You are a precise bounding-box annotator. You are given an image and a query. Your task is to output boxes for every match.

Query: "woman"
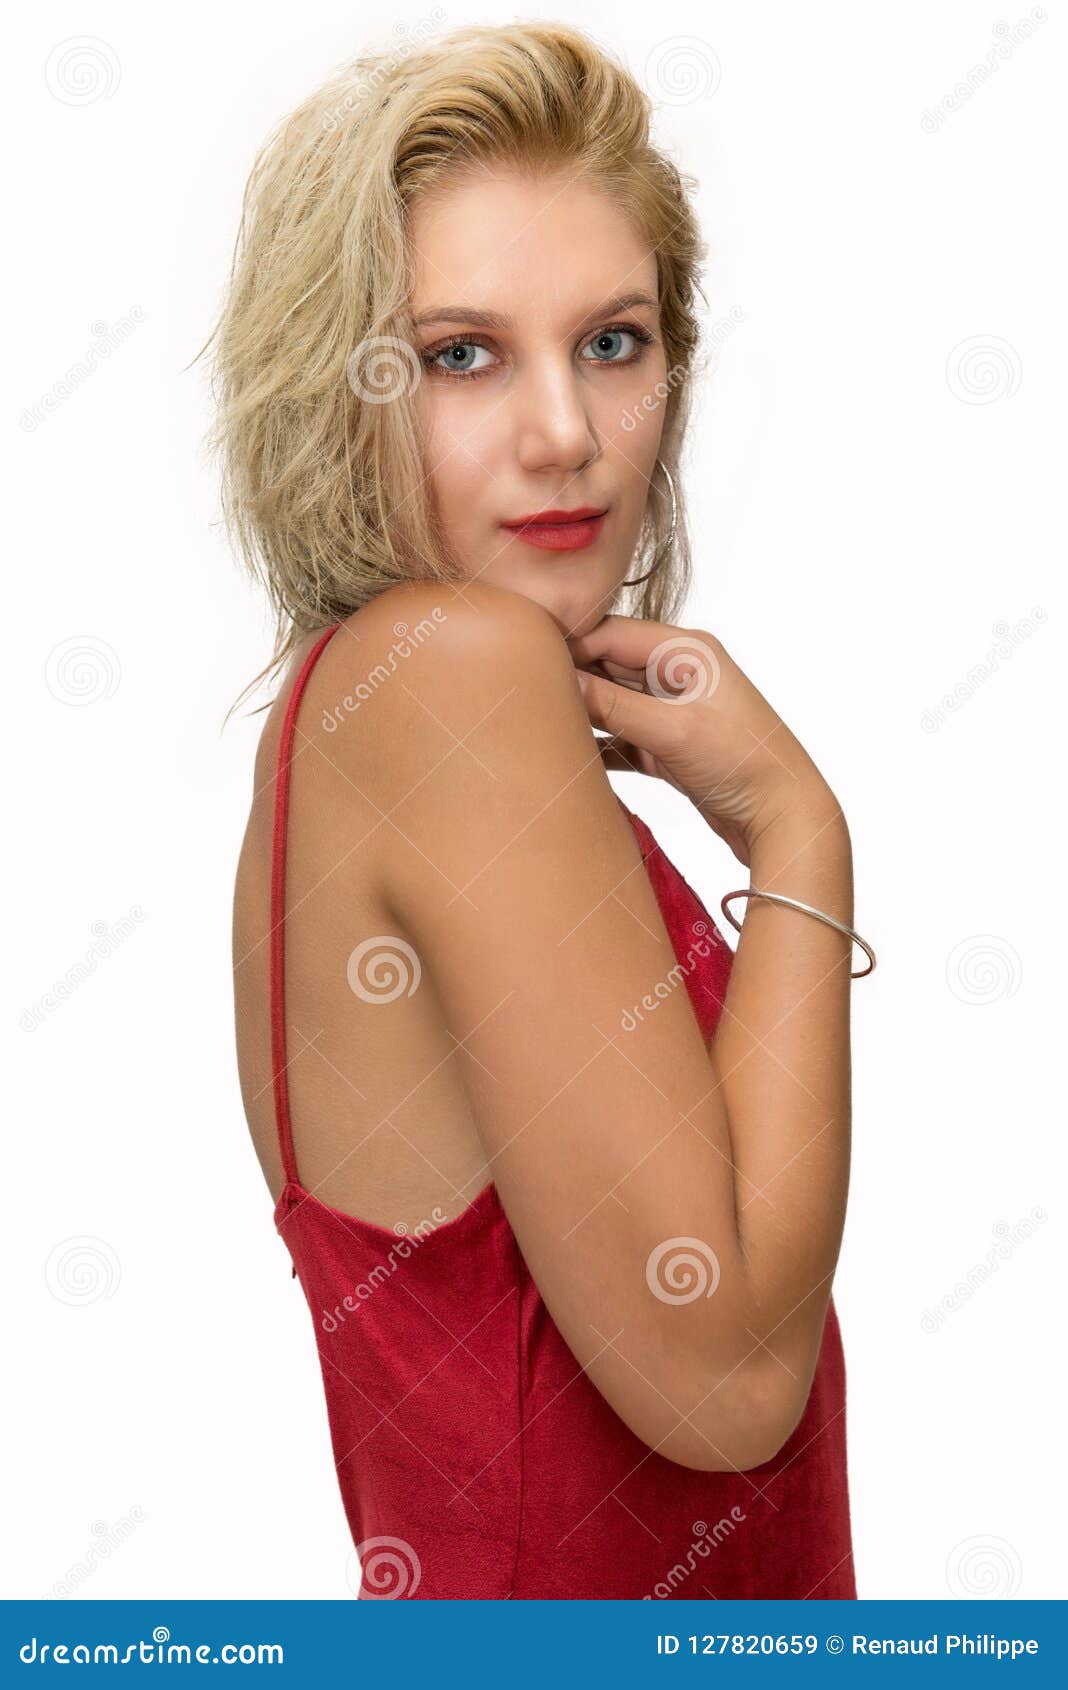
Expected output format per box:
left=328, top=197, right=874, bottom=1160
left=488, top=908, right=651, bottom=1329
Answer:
left=216, top=21, right=869, bottom=1600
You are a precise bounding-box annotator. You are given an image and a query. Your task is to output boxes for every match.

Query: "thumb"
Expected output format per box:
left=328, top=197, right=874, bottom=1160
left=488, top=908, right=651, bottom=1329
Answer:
left=573, top=672, right=664, bottom=778
left=574, top=664, right=668, bottom=751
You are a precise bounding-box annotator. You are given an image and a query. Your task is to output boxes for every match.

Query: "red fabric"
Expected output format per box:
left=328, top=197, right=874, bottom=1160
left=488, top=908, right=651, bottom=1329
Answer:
left=271, top=622, right=856, bottom=1600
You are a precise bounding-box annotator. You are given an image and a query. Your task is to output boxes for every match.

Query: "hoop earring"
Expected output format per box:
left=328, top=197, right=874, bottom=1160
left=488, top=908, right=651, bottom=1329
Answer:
left=620, top=460, right=677, bottom=588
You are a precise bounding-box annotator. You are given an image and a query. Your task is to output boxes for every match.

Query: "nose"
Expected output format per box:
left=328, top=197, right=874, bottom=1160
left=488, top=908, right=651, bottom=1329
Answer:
left=511, top=353, right=599, bottom=476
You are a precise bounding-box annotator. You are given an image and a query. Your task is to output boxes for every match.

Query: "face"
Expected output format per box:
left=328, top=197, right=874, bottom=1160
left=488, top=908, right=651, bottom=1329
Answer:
left=407, top=166, right=669, bottom=638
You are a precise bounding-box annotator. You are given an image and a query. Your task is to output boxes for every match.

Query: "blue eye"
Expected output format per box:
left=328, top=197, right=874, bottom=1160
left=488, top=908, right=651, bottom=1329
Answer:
left=421, top=321, right=653, bottom=381
left=427, top=341, right=497, bottom=376
left=582, top=328, right=638, bottom=362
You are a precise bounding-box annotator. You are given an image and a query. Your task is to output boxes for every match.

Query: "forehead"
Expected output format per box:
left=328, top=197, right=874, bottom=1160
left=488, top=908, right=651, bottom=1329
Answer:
left=408, top=166, right=658, bottom=319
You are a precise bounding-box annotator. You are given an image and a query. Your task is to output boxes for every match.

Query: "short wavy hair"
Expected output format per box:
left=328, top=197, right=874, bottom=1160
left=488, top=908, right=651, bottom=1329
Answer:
left=198, top=19, right=711, bottom=712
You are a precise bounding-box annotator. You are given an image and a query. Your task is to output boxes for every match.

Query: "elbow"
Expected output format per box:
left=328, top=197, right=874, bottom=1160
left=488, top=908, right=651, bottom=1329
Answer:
left=676, top=1405, right=801, bottom=1474
left=655, top=1365, right=808, bottom=1475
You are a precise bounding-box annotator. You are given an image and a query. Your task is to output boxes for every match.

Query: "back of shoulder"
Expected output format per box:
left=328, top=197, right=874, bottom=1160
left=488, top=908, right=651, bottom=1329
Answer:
left=326, top=580, right=605, bottom=892
left=341, top=577, right=577, bottom=744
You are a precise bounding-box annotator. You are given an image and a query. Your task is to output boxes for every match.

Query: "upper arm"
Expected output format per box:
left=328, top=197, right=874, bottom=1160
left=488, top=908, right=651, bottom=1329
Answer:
left=342, top=581, right=787, bottom=1470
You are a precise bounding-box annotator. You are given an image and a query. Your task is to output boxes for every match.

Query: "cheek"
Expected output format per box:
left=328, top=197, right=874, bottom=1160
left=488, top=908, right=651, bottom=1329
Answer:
left=420, top=403, right=489, bottom=521
left=607, top=416, right=664, bottom=500
left=597, top=359, right=670, bottom=468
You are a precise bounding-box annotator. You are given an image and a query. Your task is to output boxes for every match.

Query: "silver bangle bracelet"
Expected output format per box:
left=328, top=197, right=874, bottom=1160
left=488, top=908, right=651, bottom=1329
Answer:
left=719, top=888, right=877, bottom=979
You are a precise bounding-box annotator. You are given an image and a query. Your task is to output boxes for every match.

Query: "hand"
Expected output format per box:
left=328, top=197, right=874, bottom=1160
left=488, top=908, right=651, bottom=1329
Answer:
left=566, top=615, right=839, bottom=866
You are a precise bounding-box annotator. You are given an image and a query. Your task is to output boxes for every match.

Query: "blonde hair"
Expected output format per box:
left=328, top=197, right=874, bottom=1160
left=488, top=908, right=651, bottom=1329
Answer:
left=198, top=20, right=710, bottom=716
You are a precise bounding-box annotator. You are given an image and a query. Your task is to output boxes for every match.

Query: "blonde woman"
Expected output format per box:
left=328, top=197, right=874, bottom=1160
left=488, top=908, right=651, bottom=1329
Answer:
left=217, top=21, right=861, bottom=1600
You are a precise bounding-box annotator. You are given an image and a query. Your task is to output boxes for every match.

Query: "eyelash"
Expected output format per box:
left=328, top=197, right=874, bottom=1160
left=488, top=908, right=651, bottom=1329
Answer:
left=420, top=321, right=656, bottom=382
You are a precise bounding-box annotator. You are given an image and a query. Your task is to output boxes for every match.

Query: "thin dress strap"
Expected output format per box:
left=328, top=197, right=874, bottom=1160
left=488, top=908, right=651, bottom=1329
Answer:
left=269, top=622, right=343, bottom=1188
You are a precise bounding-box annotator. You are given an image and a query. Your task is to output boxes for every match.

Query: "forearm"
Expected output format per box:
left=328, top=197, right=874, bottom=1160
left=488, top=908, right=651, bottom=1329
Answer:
left=708, top=790, right=855, bottom=1381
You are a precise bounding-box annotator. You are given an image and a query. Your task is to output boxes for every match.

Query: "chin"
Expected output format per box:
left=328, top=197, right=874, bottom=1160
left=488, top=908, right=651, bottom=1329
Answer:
left=536, top=597, right=603, bottom=640
left=558, top=581, right=626, bottom=638
left=476, top=565, right=616, bottom=639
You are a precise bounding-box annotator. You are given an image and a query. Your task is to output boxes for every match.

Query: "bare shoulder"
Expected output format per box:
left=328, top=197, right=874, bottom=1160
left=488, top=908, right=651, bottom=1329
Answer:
left=320, top=578, right=590, bottom=805
left=248, top=581, right=594, bottom=911
left=335, top=575, right=559, bottom=651
left=331, top=576, right=573, bottom=708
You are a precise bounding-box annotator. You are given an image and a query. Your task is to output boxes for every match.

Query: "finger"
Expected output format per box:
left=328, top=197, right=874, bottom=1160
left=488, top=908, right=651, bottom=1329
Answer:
left=595, top=734, right=650, bottom=776
left=574, top=661, right=641, bottom=691
left=569, top=617, right=715, bottom=697
left=574, top=656, right=647, bottom=693
left=568, top=615, right=664, bottom=668
left=598, top=658, right=649, bottom=688
left=575, top=668, right=684, bottom=759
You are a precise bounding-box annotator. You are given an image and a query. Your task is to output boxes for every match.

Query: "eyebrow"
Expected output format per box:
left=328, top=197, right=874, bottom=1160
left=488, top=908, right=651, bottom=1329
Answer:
left=410, top=290, right=660, bottom=332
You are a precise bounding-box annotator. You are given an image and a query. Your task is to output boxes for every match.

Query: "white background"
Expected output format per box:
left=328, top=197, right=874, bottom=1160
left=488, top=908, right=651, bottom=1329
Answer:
left=6, top=1, right=1064, bottom=1600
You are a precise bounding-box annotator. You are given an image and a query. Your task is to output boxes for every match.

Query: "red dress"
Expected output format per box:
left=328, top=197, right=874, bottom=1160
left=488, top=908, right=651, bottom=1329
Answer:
left=270, top=623, right=857, bottom=1600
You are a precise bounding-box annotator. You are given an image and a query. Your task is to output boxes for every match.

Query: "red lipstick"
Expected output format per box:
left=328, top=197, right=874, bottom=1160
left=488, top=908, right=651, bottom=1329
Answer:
left=500, top=506, right=607, bottom=552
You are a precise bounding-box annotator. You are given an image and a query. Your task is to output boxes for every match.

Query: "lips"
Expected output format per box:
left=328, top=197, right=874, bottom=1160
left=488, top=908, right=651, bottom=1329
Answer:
left=501, top=506, right=606, bottom=527
left=500, top=507, right=608, bottom=553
